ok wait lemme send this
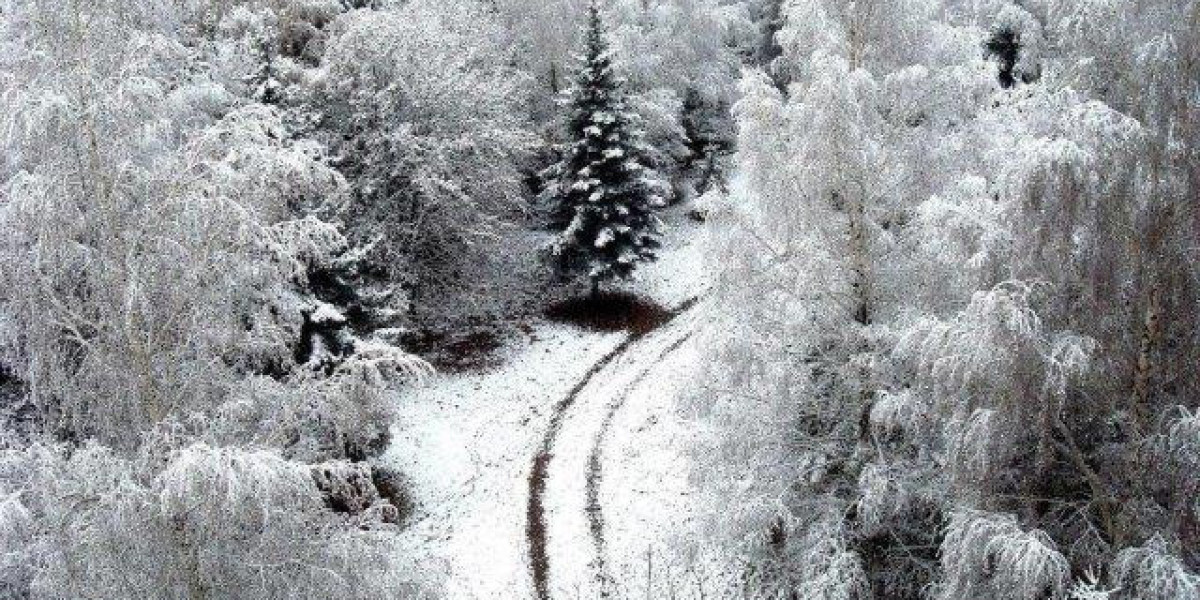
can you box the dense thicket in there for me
[0,0,753,597]
[693,0,1199,597]
[0,1,439,596]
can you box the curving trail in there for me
[584,327,696,590]
[526,297,702,600]
[526,335,642,600]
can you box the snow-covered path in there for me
[386,324,625,598]
[529,296,702,599]
[384,210,708,598]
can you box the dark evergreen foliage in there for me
[539,1,668,293]
[245,29,281,104]
[985,28,1039,89]
[296,243,402,374]
[985,29,1020,89]
[682,88,734,195]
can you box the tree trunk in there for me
[848,196,872,325]
[1054,418,1122,546]
[172,522,210,600]
[1131,282,1162,435]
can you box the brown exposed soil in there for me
[544,292,673,335]
[406,328,506,373]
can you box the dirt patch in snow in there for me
[544,292,672,335]
[405,328,507,373]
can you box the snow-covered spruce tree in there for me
[540,0,669,296]
[498,0,750,196]
[241,11,282,105]
[294,238,403,375]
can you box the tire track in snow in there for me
[527,296,702,600]
[527,335,639,600]
[586,325,696,593]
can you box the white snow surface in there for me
[621,208,708,308]
[309,301,346,324]
[541,302,706,598]
[597,337,734,598]
[386,324,624,598]
[384,206,710,598]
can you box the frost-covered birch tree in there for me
[0,2,431,597]
[314,0,536,327]
[694,0,1200,597]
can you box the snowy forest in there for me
[0,0,1197,598]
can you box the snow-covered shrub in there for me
[855,462,933,538]
[984,5,1044,88]
[0,490,33,595]
[1110,537,1200,600]
[868,389,930,443]
[0,441,417,600]
[310,460,397,522]
[1068,569,1117,600]
[208,367,423,463]
[791,522,872,600]
[1163,407,1200,530]
[316,0,537,327]
[937,511,1071,600]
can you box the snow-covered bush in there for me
[0,440,416,599]
[0,2,430,596]
[1110,537,1200,600]
[793,530,872,600]
[316,0,536,327]
[937,511,1070,600]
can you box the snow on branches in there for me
[938,511,1070,600]
[540,1,669,291]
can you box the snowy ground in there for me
[535,297,703,598]
[593,336,710,597]
[384,207,710,599]
[386,324,624,598]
